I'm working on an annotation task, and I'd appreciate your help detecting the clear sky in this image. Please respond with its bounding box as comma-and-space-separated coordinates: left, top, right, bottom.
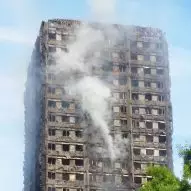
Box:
0, 0, 191, 190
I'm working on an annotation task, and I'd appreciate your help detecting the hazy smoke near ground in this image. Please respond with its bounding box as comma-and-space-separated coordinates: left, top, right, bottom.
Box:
51, 0, 128, 161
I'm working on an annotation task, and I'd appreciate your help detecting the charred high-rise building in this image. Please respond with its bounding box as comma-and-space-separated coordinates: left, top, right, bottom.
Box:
24, 19, 173, 191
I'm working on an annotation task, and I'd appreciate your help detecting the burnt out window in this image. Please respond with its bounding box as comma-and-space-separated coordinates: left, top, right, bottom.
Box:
146, 149, 154, 155
48, 172, 55, 179
48, 87, 55, 94
62, 116, 69, 122
75, 159, 84, 166
132, 93, 138, 100
119, 65, 126, 72
144, 68, 151, 74
48, 114, 55, 122
63, 130, 70, 137
159, 122, 165, 130
132, 80, 139, 87
63, 144, 69, 151
145, 81, 151, 88
48, 73, 56, 81
75, 131, 82, 138
122, 176, 129, 185
146, 121, 152, 129
62, 173, 69, 181
131, 67, 138, 74
48, 143, 55, 150
120, 106, 127, 113
146, 135, 153, 143
134, 148, 140, 155
157, 82, 163, 89
119, 78, 127, 85
157, 68, 164, 75
48, 46, 56, 53
62, 159, 70, 165
121, 119, 127, 125
134, 177, 142, 184
76, 174, 84, 181
134, 162, 141, 170
145, 94, 152, 101
122, 133, 128, 139
156, 56, 162, 62
48, 100, 56, 108
131, 53, 137, 60
159, 150, 167, 156
145, 107, 152, 114
48, 33, 56, 40
48, 129, 56, 136
76, 145, 83, 151
159, 136, 166, 143
48, 187, 56, 191
48, 157, 56, 165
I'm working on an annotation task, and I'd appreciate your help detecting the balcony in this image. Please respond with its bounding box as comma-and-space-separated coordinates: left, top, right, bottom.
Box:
47, 164, 85, 172
47, 150, 85, 157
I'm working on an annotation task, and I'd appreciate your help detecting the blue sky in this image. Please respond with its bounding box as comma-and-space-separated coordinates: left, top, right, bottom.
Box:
0, 0, 191, 190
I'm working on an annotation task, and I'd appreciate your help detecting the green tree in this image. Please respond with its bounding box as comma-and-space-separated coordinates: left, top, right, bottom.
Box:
139, 166, 180, 191
140, 146, 191, 191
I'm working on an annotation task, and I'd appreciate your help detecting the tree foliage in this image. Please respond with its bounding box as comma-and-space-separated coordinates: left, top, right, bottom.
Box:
139, 166, 180, 191
140, 146, 191, 191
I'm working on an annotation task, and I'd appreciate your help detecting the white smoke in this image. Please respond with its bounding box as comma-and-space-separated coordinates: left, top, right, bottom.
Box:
52, 0, 128, 161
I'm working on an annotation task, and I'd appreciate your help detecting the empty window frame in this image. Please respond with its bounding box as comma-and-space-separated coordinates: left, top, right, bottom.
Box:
157, 68, 164, 75
132, 80, 139, 87
146, 135, 153, 143
48, 157, 56, 165
48, 143, 55, 150
145, 107, 152, 114
48, 46, 56, 53
159, 136, 166, 143
119, 65, 126, 72
48, 87, 56, 94
132, 93, 138, 100
48, 187, 56, 191
145, 94, 152, 101
48, 32, 56, 40
121, 119, 127, 125
120, 92, 127, 99
122, 133, 128, 139
75, 159, 84, 166
119, 77, 127, 85
76, 145, 83, 151
63, 130, 70, 137
158, 108, 165, 115
144, 68, 151, 75
134, 162, 141, 170
62, 173, 69, 181
75, 131, 83, 138
62, 101, 70, 108
48, 172, 55, 179
48, 100, 56, 108
120, 106, 127, 113
146, 121, 152, 129
47, 73, 56, 81
62, 159, 70, 165
158, 122, 165, 130
76, 174, 84, 181
122, 176, 129, 185
144, 81, 151, 88
63, 188, 69, 191
131, 53, 137, 60
134, 177, 142, 184
159, 150, 167, 156
62, 116, 69, 122
48, 114, 55, 122
146, 149, 154, 155
157, 81, 163, 89
63, 144, 69, 151
158, 95, 165, 101
131, 67, 138, 74
48, 129, 56, 136
134, 148, 141, 155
